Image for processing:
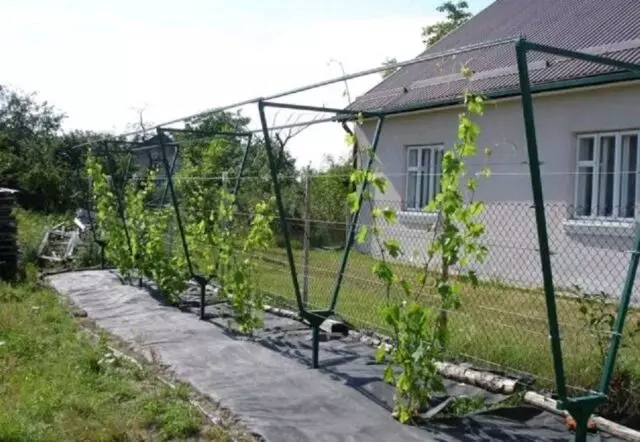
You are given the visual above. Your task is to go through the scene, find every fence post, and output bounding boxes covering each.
[302,165,311,307]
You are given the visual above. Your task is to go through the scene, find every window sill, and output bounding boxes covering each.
[562,219,637,237]
[397,210,439,227]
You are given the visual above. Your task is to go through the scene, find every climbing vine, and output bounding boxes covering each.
[217,192,275,334]
[348,88,490,423]
[86,153,135,279]
[86,152,188,303]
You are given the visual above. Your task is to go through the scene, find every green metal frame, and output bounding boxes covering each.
[257,99,384,368]
[515,38,640,441]
[156,127,254,319]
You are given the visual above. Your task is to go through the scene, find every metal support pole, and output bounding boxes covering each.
[302,166,311,307]
[328,117,385,312]
[311,324,320,369]
[599,223,640,393]
[160,144,179,206]
[103,142,134,261]
[233,134,253,197]
[257,100,304,313]
[157,129,195,278]
[515,40,568,402]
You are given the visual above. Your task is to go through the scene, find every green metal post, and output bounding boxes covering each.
[157,129,195,278]
[103,142,134,260]
[233,134,252,197]
[257,100,304,313]
[160,144,179,206]
[329,117,385,311]
[599,223,640,393]
[515,40,568,401]
[311,325,320,368]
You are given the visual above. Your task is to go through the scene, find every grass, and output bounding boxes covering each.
[0,276,238,442]
[14,209,69,264]
[14,208,640,422]
[249,246,640,394]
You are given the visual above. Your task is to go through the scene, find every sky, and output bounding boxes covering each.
[1,0,495,168]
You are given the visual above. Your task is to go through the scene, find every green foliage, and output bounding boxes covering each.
[308,155,353,247]
[346,86,489,424]
[376,302,444,423]
[0,280,233,441]
[573,286,640,363]
[217,191,275,334]
[380,57,399,79]
[348,133,444,423]
[86,153,188,303]
[0,84,115,212]
[425,91,490,350]
[86,154,135,279]
[422,1,473,47]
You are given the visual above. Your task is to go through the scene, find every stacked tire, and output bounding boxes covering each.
[0,188,18,281]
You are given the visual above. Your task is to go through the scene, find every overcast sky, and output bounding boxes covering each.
[1,0,494,168]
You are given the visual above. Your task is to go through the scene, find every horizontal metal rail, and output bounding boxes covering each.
[68,35,520,150]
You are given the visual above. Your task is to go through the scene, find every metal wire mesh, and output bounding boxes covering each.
[81,129,640,419]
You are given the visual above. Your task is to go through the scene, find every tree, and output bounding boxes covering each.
[422,1,472,47]
[380,57,399,79]
[380,2,473,80]
[307,155,352,246]
[0,85,115,212]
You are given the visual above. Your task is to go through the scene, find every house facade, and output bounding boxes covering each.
[351,0,640,298]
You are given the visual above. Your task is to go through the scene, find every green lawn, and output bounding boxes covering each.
[0,277,240,442]
[249,246,640,393]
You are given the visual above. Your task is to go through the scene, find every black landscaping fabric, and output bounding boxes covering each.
[48,270,622,442]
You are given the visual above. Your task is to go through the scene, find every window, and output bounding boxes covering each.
[575,132,638,219]
[405,145,444,210]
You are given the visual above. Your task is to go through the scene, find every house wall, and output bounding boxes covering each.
[354,82,640,298]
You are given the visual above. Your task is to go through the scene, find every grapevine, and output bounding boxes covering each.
[347,86,490,423]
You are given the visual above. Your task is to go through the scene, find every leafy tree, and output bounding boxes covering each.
[380,1,473,80]
[308,155,352,246]
[422,1,472,47]
[380,57,399,79]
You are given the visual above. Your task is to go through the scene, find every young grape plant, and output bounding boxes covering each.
[348,88,490,423]
[86,152,188,304]
[87,134,275,335]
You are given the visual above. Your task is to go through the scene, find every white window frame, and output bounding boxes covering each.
[405,144,444,211]
[574,131,639,221]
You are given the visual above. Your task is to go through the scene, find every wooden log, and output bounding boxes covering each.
[524,391,640,441]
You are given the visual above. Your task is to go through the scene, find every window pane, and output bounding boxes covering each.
[619,135,638,218]
[597,136,615,216]
[408,149,418,167]
[407,172,417,209]
[420,149,431,207]
[578,137,595,161]
[419,173,427,207]
[421,149,431,171]
[434,150,443,195]
[576,166,593,216]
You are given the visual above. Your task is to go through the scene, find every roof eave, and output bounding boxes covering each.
[361,70,640,119]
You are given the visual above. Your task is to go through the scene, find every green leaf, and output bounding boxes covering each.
[383,240,402,258]
[346,192,359,213]
[382,207,397,224]
[479,167,491,178]
[376,345,387,363]
[412,344,425,362]
[399,279,411,297]
[356,225,368,244]
[398,407,411,424]
[372,176,387,193]
[373,262,394,285]
[383,365,395,384]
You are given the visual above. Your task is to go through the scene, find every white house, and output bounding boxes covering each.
[351,0,640,297]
